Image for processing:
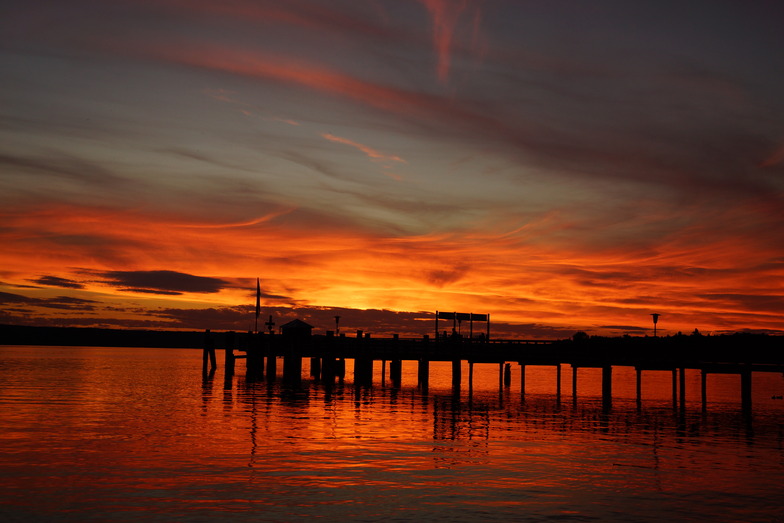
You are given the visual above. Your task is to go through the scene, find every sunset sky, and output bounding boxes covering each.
[2,0,783,338]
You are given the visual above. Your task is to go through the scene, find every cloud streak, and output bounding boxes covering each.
[321,132,406,166]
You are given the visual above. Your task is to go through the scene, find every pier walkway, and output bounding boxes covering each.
[202,330,783,415]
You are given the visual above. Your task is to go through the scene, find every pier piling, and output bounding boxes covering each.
[452,359,462,388]
[390,359,402,386]
[602,365,612,410]
[417,358,430,389]
[202,329,216,374]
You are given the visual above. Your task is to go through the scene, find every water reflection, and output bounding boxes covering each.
[2,347,783,522]
[212,367,779,460]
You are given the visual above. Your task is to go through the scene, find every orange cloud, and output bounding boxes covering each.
[2,192,782,337]
[321,132,406,166]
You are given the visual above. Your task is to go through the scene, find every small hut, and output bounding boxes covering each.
[280,319,313,338]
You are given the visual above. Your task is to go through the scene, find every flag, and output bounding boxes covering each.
[255,278,261,318]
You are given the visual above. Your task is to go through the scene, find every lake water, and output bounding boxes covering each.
[1,346,782,522]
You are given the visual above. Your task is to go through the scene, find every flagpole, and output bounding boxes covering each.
[255,278,261,334]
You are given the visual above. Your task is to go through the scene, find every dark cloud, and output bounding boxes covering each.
[0,291,29,305]
[0,291,97,311]
[118,288,183,296]
[40,296,98,311]
[30,275,85,289]
[98,270,229,295]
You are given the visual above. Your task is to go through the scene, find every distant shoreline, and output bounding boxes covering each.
[0,324,206,349]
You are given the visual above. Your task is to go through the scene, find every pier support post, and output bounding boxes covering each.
[266,353,277,381]
[504,363,511,387]
[679,367,686,411]
[354,358,373,386]
[256,333,265,376]
[452,359,462,389]
[417,358,430,389]
[245,335,263,381]
[602,365,612,410]
[225,344,235,376]
[572,366,578,404]
[701,369,707,412]
[671,369,678,410]
[635,367,642,409]
[321,357,336,381]
[202,329,216,375]
[520,364,526,399]
[390,359,402,387]
[283,353,302,384]
[556,364,562,399]
[310,357,321,379]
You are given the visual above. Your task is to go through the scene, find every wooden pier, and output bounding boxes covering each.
[204,329,783,415]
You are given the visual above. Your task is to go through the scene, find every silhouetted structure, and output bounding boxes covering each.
[280,319,313,338]
[435,311,489,340]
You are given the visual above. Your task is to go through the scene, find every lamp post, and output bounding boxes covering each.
[651,313,660,337]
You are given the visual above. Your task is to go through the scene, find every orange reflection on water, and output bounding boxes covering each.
[2,347,783,521]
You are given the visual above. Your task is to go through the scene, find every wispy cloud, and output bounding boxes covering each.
[320,132,406,166]
[419,0,485,82]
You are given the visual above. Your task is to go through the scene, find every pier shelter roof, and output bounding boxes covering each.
[280,319,313,336]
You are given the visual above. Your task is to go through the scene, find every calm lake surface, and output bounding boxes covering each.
[1,345,783,522]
